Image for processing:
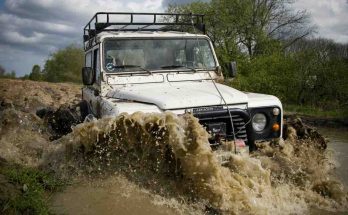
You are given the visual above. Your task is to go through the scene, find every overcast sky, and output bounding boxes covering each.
[0,0,347,76]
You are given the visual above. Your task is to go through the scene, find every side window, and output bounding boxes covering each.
[93,49,100,84]
[85,51,92,67]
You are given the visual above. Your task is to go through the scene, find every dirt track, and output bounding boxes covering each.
[0,79,81,113]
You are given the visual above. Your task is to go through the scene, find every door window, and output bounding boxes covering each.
[93,49,100,84]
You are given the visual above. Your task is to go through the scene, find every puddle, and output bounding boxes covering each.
[50,175,184,215]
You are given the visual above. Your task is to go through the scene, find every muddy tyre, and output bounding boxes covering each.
[79,100,91,121]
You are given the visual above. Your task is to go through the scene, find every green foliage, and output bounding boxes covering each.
[21,74,30,80]
[235,52,297,102]
[0,72,16,79]
[29,65,43,81]
[285,104,348,118]
[9,71,16,79]
[168,1,347,115]
[43,44,84,83]
[1,165,65,214]
[233,47,348,112]
[0,65,16,79]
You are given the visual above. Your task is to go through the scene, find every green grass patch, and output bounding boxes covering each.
[284,104,348,118]
[1,165,65,214]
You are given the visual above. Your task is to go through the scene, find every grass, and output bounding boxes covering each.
[284,104,348,118]
[0,165,65,214]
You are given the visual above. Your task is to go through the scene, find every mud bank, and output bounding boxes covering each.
[0,79,81,112]
[0,79,347,214]
[0,79,81,213]
[0,79,81,166]
[284,113,348,128]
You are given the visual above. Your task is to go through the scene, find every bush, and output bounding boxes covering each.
[1,165,65,214]
[232,50,348,112]
[43,45,84,83]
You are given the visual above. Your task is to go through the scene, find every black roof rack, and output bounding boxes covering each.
[83,12,205,43]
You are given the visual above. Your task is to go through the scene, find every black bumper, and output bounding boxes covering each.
[193,107,282,148]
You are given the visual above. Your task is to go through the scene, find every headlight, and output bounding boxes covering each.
[252,113,267,132]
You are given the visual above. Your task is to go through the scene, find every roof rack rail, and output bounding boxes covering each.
[83,12,205,42]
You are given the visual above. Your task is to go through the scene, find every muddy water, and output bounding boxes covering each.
[50,175,181,215]
[46,113,347,215]
[4,80,344,214]
[319,127,348,186]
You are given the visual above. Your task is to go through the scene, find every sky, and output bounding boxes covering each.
[0,0,347,76]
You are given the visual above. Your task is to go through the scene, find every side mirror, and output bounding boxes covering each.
[228,61,237,78]
[215,66,222,75]
[82,67,95,85]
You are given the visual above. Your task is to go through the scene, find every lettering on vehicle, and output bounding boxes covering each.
[192,106,223,113]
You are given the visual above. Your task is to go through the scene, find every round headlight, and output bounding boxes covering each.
[252,113,267,132]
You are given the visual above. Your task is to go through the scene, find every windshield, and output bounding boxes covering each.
[104,38,216,72]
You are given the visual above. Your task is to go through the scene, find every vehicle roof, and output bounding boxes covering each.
[97,31,209,40]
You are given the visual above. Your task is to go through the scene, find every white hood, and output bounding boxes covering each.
[107,82,248,110]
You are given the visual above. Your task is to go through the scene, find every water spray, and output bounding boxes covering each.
[189,13,237,154]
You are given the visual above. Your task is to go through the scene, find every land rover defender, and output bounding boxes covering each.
[81,12,283,152]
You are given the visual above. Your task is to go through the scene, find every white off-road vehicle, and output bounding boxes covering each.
[81,12,283,151]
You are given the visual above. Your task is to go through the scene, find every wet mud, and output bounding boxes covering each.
[42,113,347,214]
[0,79,347,214]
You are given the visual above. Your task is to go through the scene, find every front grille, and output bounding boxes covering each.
[225,114,248,142]
[193,109,250,143]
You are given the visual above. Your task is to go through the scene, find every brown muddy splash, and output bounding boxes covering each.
[0,108,51,166]
[1,80,345,214]
[42,112,347,215]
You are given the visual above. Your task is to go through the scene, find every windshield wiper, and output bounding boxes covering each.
[161,65,197,72]
[112,65,152,75]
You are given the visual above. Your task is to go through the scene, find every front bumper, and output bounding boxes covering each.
[193,106,282,147]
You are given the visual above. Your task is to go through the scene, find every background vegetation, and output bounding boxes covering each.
[167,0,348,117]
[0,0,347,117]
[0,65,16,79]
[6,44,84,83]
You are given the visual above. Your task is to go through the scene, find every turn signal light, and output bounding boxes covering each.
[272,123,280,132]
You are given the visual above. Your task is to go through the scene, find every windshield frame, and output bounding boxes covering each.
[102,37,218,74]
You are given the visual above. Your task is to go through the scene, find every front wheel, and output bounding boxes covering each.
[79,100,91,121]
[248,141,257,152]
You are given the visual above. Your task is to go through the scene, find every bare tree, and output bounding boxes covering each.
[0,65,6,76]
[235,0,315,56]
[167,0,314,57]
[287,37,348,59]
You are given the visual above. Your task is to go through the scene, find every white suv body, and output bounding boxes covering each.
[81,13,283,150]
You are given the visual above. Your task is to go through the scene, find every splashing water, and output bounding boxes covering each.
[42,112,347,214]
